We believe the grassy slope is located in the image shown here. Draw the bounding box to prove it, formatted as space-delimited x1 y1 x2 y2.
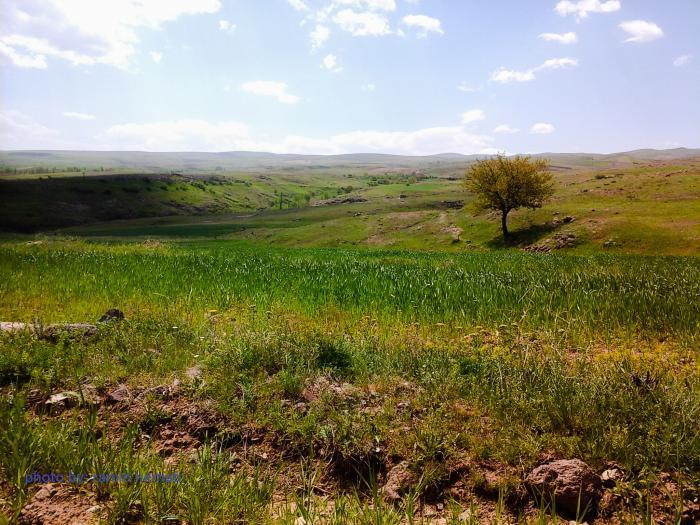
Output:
42 158 700 255
0 171 365 232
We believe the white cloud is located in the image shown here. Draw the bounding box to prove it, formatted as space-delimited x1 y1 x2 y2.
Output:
0 0 221 69
0 40 47 68
619 20 663 43
241 81 300 104
461 109 485 124
554 0 620 20
218 19 236 32
321 53 342 72
310 24 330 51
333 9 392 36
538 32 577 44
100 119 494 155
0 109 64 149
0 35 96 68
491 57 578 84
106 119 250 151
457 82 480 93
287 0 310 11
673 54 692 67
63 111 96 120
334 0 396 11
531 122 555 134
362 83 376 91
401 14 443 37
491 69 536 83
149 50 163 63
493 124 519 134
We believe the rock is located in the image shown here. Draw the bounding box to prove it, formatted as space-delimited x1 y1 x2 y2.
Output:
106 385 131 404
139 384 171 400
44 391 80 414
27 388 45 404
185 366 202 380
40 323 98 342
431 200 465 210
33 485 56 500
98 309 124 323
552 233 577 249
0 322 32 334
600 465 624 488
562 216 575 224
312 196 368 207
525 459 602 517
380 461 416 502
79 384 101 405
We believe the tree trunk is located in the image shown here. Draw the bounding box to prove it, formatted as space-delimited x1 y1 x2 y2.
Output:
501 209 510 238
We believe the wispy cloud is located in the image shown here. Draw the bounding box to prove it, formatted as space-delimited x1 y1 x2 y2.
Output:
491 57 578 84
310 24 330 51
531 122 555 134
241 81 300 104
538 32 577 44
103 118 494 155
673 54 692 67
218 20 236 33
619 20 663 43
457 82 481 93
321 53 343 72
63 111 96 120
554 0 620 20
401 14 443 37
333 9 393 36
287 0 310 12
493 124 519 134
0 0 221 69
461 109 485 124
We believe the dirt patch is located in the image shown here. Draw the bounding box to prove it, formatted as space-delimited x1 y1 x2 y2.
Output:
19 484 101 525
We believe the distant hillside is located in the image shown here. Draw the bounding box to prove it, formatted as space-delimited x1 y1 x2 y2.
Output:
0 150 485 172
2 148 697 173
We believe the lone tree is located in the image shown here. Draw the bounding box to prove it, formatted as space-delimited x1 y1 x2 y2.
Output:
465 155 553 238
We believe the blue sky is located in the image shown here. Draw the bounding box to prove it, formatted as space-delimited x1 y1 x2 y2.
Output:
0 0 698 155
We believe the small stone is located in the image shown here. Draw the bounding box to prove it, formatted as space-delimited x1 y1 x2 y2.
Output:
140 385 170 399
186 366 202 380
45 391 80 414
525 459 602 517
107 385 131 403
380 461 416 502
98 308 125 323
600 466 624 487
33 485 56 500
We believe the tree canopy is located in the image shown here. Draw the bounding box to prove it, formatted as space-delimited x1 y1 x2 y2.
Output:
465 155 554 238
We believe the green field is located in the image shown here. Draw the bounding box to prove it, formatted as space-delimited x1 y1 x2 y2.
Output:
1 240 698 524
1 243 698 338
1 150 699 524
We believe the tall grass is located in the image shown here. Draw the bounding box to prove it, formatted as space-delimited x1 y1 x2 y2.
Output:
0 243 698 339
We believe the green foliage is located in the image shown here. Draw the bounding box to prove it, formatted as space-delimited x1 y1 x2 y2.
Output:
466 155 554 236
